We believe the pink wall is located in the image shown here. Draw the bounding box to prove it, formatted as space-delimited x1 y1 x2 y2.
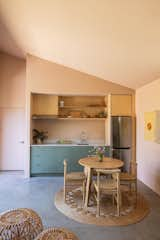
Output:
0 52 26 170
136 78 160 195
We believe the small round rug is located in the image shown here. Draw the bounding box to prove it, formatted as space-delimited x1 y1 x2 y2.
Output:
54 187 150 226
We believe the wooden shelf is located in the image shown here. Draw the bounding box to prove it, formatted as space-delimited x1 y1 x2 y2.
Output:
58 118 106 120
32 115 58 120
32 115 106 120
59 105 106 109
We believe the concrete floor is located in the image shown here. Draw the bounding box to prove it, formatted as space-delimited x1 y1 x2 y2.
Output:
0 173 160 240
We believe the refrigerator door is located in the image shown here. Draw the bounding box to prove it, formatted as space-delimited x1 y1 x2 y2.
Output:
112 148 131 173
111 116 132 148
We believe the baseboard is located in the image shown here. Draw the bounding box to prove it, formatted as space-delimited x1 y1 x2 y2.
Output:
0 170 24 175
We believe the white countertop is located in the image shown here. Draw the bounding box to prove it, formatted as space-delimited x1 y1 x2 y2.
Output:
31 143 106 147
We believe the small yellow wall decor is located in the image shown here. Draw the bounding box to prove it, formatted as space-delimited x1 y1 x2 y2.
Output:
144 111 160 143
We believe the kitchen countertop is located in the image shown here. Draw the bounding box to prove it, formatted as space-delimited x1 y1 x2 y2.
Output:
31 143 107 147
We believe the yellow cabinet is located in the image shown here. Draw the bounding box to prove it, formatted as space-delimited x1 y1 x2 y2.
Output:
110 94 132 116
32 94 58 115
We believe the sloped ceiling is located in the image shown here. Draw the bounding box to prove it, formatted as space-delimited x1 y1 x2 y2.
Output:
0 0 160 89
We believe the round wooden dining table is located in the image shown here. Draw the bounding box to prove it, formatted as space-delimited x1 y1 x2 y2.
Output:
79 157 124 209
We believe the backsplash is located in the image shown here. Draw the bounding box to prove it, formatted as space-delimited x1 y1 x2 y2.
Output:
32 119 105 144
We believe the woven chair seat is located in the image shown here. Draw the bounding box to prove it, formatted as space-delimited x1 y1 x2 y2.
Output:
66 172 86 181
93 179 117 191
120 172 136 181
0 208 43 240
35 227 79 240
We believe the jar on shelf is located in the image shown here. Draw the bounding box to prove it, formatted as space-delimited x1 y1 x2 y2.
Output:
59 100 64 108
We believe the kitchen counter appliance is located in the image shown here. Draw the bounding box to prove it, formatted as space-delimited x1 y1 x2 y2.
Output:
111 116 132 173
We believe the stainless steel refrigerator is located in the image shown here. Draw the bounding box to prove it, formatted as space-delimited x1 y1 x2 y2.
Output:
111 116 132 173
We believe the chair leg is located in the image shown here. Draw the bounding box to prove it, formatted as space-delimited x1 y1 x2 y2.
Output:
112 194 115 207
135 180 137 193
82 181 86 205
134 180 137 206
119 191 122 208
117 191 120 216
97 190 100 217
64 182 66 202
129 182 132 192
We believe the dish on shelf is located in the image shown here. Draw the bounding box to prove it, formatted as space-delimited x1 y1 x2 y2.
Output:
68 111 82 118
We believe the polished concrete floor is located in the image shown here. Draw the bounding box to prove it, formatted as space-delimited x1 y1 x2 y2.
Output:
0 173 160 240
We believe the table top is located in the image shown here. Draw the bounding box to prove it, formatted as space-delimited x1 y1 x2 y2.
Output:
79 157 124 169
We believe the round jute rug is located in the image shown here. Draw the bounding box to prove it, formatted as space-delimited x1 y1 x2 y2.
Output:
54 188 150 226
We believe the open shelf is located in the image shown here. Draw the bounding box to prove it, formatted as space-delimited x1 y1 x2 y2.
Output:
32 115 107 120
58 117 106 120
59 105 106 109
32 115 58 120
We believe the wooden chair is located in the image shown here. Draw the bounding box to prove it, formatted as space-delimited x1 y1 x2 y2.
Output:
35 227 79 240
64 160 86 203
0 208 43 240
120 162 137 196
93 169 121 217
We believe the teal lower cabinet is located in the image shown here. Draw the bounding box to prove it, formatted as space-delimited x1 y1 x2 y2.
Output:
30 146 93 176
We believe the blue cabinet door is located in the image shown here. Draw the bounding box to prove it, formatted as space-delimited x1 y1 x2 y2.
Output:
65 146 93 172
30 146 93 176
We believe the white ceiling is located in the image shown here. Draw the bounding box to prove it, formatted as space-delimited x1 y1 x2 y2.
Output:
0 0 160 89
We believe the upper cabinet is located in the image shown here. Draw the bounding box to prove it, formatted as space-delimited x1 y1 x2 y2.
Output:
109 94 132 116
32 94 58 116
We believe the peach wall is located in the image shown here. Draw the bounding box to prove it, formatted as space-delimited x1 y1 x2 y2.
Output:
136 78 160 195
0 52 26 170
32 119 105 145
26 54 134 95
0 52 26 108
